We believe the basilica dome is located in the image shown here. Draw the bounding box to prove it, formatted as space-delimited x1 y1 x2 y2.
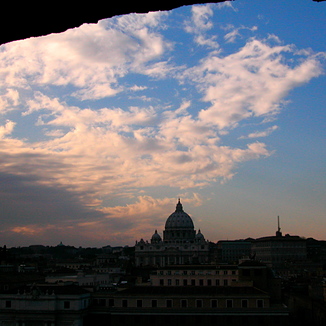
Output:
165 199 194 229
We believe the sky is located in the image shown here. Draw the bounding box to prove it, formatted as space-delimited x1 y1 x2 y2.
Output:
0 0 325 247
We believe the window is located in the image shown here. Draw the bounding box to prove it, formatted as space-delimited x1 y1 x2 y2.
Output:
159 279 164 286
196 300 203 308
137 300 143 308
108 299 114 307
183 279 188 286
199 279 204 286
5 300 11 308
64 301 70 309
175 279 180 286
211 299 218 308
191 279 196 286
181 299 188 308
166 299 173 308
122 299 128 307
152 300 157 308
216 279 220 286
223 279 228 286
257 299 264 308
224 270 228 275
241 299 248 308
207 279 212 286
226 299 233 308
168 279 172 286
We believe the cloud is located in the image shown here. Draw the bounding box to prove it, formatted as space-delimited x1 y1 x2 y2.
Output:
185 5 214 33
99 194 204 241
0 120 15 138
0 6 324 246
182 38 323 130
0 173 104 223
0 12 170 101
0 33 322 204
224 25 258 43
239 125 279 139
184 4 219 49
0 89 20 114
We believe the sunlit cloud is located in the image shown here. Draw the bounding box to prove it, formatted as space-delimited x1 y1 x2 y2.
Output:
0 120 15 138
224 25 258 43
239 125 279 139
184 4 219 48
185 38 323 130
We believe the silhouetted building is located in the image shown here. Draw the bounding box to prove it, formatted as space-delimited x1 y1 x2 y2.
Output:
135 200 210 266
252 225 307 271
88 285 289 326
217 240 253 263
0 283 90 326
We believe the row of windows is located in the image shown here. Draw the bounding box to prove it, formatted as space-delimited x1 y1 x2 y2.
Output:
253 243 305 248
117 298 265 309
4 299 89 310
4 300 73 309
159 279 235 286
159 270 237 276
139 245 207 250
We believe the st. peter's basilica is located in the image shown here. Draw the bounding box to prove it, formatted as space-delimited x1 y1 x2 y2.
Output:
135 200 210 266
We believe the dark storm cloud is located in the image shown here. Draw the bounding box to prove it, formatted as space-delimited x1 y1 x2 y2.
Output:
0 172 106 228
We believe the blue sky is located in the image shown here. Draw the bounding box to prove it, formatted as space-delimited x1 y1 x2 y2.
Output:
0 0 325 247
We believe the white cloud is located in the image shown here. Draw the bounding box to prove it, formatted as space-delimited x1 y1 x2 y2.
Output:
182 38 323 130
239 125 279 139
190 5 214 32
184 4 219 49
224 25 258 43
0 30 322 211
0 12 170 101
0 120 15 138
0 89 20 114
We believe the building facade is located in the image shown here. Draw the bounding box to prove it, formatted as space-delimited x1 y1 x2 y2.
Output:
252 232 307 270
150 265 240 287
0 284 90 326
88 285 289 326
217 240 253 263
135 200 210 267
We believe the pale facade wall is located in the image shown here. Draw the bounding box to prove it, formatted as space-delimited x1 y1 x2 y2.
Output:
150 267 239 286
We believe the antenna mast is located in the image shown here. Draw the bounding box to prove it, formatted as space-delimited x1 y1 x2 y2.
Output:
276 215 282 237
